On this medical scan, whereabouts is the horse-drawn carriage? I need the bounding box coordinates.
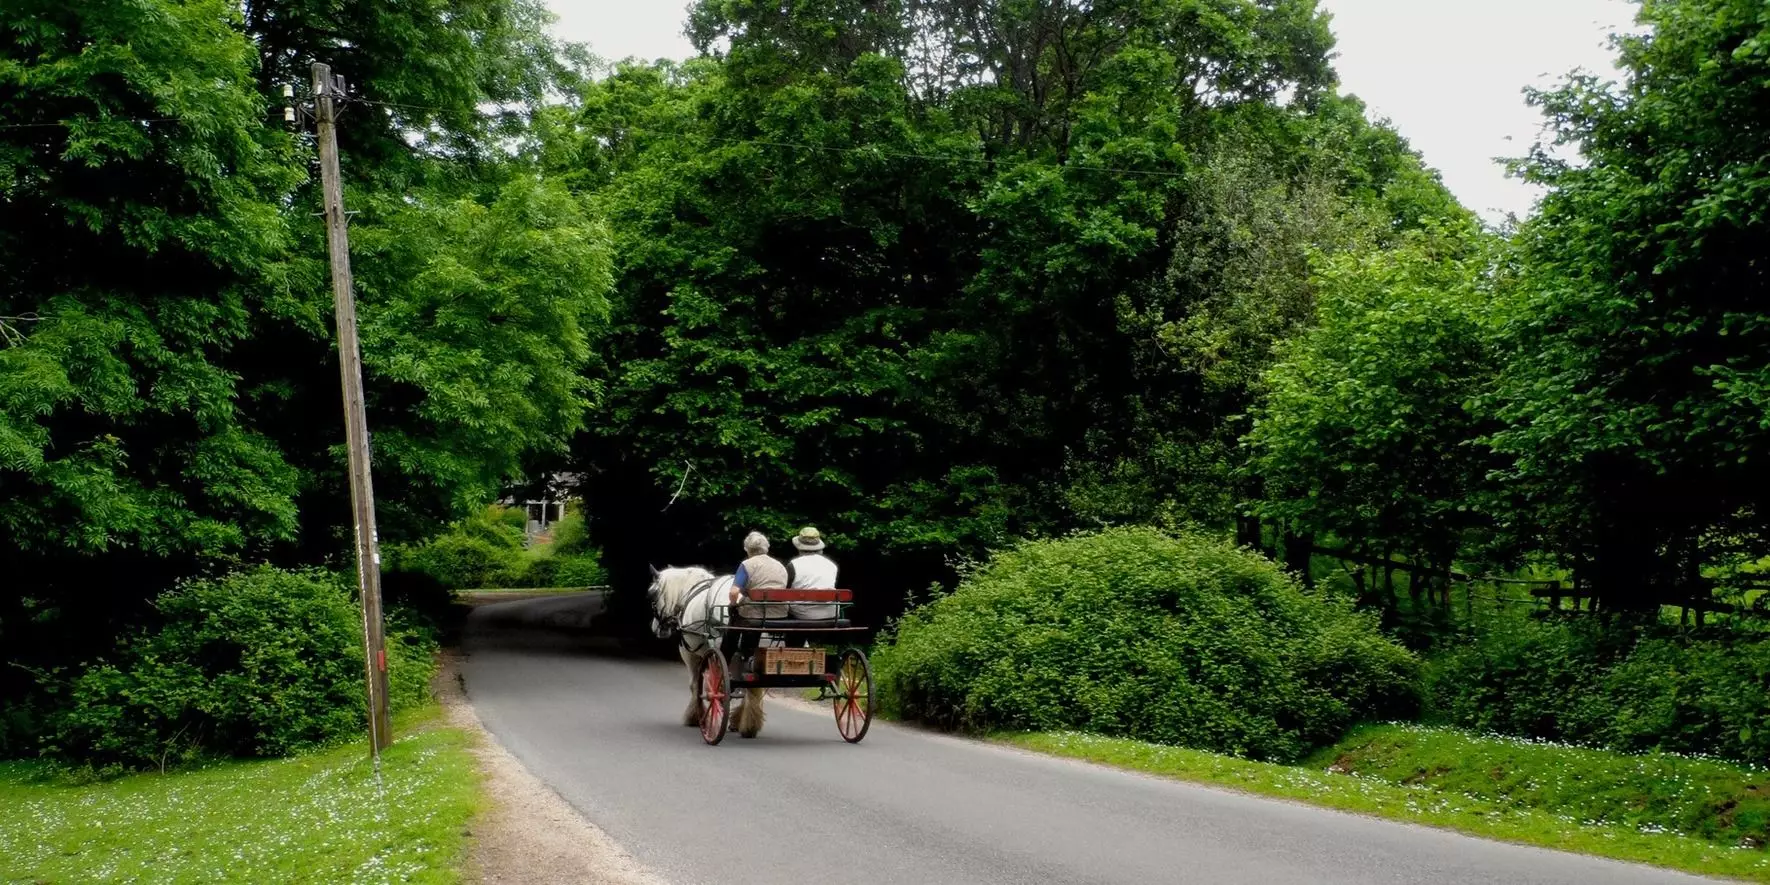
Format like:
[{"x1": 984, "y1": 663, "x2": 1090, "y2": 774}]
[{"x1": 649, "y1": 567, "x2": 875, "y2": 746}]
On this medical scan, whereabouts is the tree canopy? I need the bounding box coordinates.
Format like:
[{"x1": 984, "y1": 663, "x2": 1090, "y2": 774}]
[
  {"x1": 10, "y1": 0, "x2": 1770, "y2": 755},
  {"x1": 0, "y1": 0, "x2": 611, "y2": 738},
  {"x1": 554, "y1": 0, "x2": 1459, "y2": 601}
]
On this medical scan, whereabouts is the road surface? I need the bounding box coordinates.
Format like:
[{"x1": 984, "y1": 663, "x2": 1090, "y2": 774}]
[{"x1": 459, "y1": 593, "x2": 1719, "y2": 885}]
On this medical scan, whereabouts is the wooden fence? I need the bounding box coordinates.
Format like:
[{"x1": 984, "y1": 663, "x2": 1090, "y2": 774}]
[{"x1": 1306, "y1": 544, "x2": 1769, "y2": 624}]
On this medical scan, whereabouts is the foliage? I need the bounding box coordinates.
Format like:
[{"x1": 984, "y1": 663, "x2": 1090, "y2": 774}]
[
  {"x1": 1246, "y1": 223, "x2": 1506, "y2": 569},
  {"x1": 0, "y1": 0, "x2": 303, "y2": 563},
  {"x1": 0, "y1": 720, "x2": 476, "y2": 883},
  {"x1": 1, "y1": 0, "x2": 611, "y2": 753},
  {"x1": 545, "y1": 553, "x2": 608, "y2": 588},
  {"x1": 564, "y1": 1, "x2": 1461, "y2": 602},
  {"x1": 1321, "y1": 723, "x2": 1769, "y2": 851},
  {"x1": 549, "y1": 511, "x2": 591, "y2": 554},
  {"x1": 1007, "y1": 730, "x2": 1770, "y2": 880},
  {"x1": 347, "y1": 179, "x2": 612, "y2": 532},
  {"x1": 1425, "y1": 613, "x2": 1770, "y2": 765},
  {"x1": 46, "y1": 567, "x2": 435, "y2": 771},
  {"x1": 245, "y1": 0, "x2": 570, "y2": 171},
  {"x1": 388, "y1": 507, "x2": 526, "y2": 590},
  {"x1": 872, "y1": 527, "x2": 1420, "y2": 762},
  {"x1": 521, "y1": 510, "x2": 607, "y2": 586},
  {"x1": 387, "y1": 505, "x2": 606, "y2": 589},
  {"x1": 392, "y1": 531, "x2": 525, "y2": 592},
  {"x1": 1477, "y1": 0, "x2": 1770, "y2": 608}
]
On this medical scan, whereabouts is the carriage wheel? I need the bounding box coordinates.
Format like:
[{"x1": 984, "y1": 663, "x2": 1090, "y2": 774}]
[
  {"x1": 699, "y1": 649, "x2": 731, "y2": 746},
  {"x1": 833, "y1": 648, "x2": 874, "y2": 743}
]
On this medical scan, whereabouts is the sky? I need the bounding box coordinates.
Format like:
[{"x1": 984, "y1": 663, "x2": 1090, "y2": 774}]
[{"x1": 543, "y1": 0, "x2": 1639, "y2": 222}]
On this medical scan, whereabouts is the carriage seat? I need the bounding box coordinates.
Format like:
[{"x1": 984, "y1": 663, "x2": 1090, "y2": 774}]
[
  {"x1": 729, "y1": 615, "x2": 853, "y2": 629},
  {"x1": 733, "y1": 588, "x2": 853, "y2": 628}
]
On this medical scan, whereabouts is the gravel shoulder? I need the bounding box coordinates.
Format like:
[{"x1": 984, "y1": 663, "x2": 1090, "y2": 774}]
[{"x1": 437, "y1": 650, "x2": 667, "y2": 885}]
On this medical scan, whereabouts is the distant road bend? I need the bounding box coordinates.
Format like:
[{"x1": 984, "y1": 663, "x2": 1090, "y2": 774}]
[{"x1": 460, "y1": 593, "x2": 1718, "y2": 885}]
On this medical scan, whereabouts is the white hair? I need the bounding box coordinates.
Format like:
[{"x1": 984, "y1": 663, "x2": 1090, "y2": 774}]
[{"x1": 743, "y1": 531, "x2": 769, "y2": 556}]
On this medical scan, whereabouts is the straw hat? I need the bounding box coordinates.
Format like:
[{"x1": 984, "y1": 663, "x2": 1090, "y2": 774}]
[{"x1": 791, "y1": 526, "x2": 825, "y2": 552}]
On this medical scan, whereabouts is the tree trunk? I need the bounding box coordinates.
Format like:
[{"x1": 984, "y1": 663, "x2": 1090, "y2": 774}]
[
  {"x1": 1283, "y1": 531, "x2": 1315, "y2": 588},
  {"x1": 1236, "y1": 515, "x2": 1262, "y2": 551}
]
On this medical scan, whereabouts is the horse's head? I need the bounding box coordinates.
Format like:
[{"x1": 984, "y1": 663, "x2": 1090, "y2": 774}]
[{"x1": 648, "y1": 565, "x2": 712, "y2": 638}]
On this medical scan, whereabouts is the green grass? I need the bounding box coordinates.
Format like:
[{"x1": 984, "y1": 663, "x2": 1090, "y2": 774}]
[
  {"x1": 1000, "y1": 727, "x2": 1770, "y2": 882},
  {"x1": 0, "y1": 709, "x2": 480, "y2": 884},
  {"x1": 1317, "y1": 724, "x2": 1770, "y2": 848}
]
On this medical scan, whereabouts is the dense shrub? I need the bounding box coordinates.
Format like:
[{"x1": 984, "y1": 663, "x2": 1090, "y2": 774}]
[
  {"x1": 48, "y1": 568, "x2": 436, "y2": 771},
  {"x1": 872, "y1": 527, "x2": 1420, "y2": 762},
  {"x1": 547, "y1": 553, "x2": 607, "y2": 587},
  {"x1": 511, "y1": 550, "x2": 605, "y2": 588},
  {"x1": 387, "y1": 506, "x2": 605, "y2": 589},
  {"x1": 1425, "y1": 614, "x2": 1770, "y2": 764},
  {"x1": 549, "y1": 512, "x2": 591, "y2": 554},
  {"x1": 393, "y1": 532, "x2": 525, "y2": 589}
]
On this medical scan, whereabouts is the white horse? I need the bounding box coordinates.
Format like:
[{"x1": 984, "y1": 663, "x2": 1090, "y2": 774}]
[{"x1": 648, "y1": 565, "x2": 768, "y2": 738}]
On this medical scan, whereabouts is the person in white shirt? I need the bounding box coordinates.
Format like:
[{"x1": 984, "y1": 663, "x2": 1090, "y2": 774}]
[{"x1": 785, "y1": 526, "x2": 839, "y2": 620}]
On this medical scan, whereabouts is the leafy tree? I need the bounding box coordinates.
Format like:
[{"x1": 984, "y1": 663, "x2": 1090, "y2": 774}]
[
  {"x1": 1, "y1": 0, "x2": 609, "y2": 746},
  {"x1": 561, "y1": 52, "x2": 992, "y2": 606},
  {"x1": 565, "y1": 1, "x2": 1463, "y2": 612},
  {"x1": 243, "y1": 0, "x2": 569, "y2": 180},
  {"x1": 1245, "y1": 224, "x2": 1505, "y2": 591},
  {"x1": 347, "y1": 178, "x2": 612, "y2": 534},
  {"x1": 229, "y1": 0, "x2": 605, "y2": 555},
  {"x1": 0, "y1": 0, "x2": 305, "y2": 744},
  {"x1": 1483, "y1": 0, "x2": 1770, "y2": 609},
  {"x1": 0, "y1": 1, "x2": 301, "y2": 583}
]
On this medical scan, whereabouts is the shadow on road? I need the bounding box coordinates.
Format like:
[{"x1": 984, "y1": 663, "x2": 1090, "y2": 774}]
[{"x1": 459, "y1": 591, "x2": 680, "y2": 661}]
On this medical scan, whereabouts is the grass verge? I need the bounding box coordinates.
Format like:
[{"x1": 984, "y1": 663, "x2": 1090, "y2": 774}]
[
  {"x1": 0, "y1": 708, "x2": 479, "y2": 884},
  {"x1": 999, "y1": 727, "x2": 1770, "y2": 882}
]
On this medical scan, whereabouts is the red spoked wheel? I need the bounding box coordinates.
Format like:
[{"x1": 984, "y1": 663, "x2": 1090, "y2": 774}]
[
  {"x1": 699, "y1": 649, "x2": 731, "y2": 745},
  {"x1": 832, "y1": 648, "x2": 873, "y2": 744}
]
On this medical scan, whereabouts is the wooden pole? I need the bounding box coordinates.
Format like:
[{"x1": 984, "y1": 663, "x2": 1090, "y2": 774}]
[{"x1": 313, "y1": 62, "x2": 392, "y2": 755}]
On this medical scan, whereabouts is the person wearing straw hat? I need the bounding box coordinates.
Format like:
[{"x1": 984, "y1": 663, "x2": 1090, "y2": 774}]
[{"x1": 785, "y1": 527, "x2": 839, "y2": 620}]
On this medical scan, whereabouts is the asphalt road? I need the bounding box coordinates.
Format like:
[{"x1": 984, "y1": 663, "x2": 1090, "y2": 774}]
[{"x1": 460, "y1": 593, "x2": 1719, "y2": 885}]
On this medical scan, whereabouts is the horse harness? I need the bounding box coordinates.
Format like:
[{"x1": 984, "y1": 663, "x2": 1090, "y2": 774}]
[{"x1": 658, "y1": 577, "x2": 718, "y2": 637}]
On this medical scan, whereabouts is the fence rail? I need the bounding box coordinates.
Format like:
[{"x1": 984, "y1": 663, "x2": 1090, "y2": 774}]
[{"x1": 1307, "y1": 544, "x2": 1769, "y2": 621}]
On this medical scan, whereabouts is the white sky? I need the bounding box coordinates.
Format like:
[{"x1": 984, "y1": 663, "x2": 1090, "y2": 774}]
[{"x1": 544, "y1": 0, "x2": 1638, "y2": 222}]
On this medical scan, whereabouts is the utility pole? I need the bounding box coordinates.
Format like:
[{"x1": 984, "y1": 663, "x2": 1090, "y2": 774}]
[{"x1": 312, "y1": 62, "x2": 392, "y2": 757}]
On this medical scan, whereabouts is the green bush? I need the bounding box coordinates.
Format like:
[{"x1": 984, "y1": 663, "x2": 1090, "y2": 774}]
[
  {"x1": 1426, "y1": 615, "x2": 1770, "y2": 764},
  {"x1": 386, "y1": 505, "x2": 606, "y2": 590},
  {"x1": 394, "y1": 532, "x2": 525, "y2": 589},
  {"x1": 549, "y1": 511, "x2": 590, "y2": 554},
  {"x1": 517, "y1": 554, "x2": 559, "y2": 588},
  {"x1": 872, "y1": 527, "x2": 1421, "y2": 762},
  {"x1": 548, "y1": 553, "x2": 606, "y2": 588},
  {"x1": 508, "y1": 551, "x2": 604, "y2": 589},
  {"x1": 386, "y1": 505, "x2": 529, "y2": 590},
  {"x1": 47, "y1": 567, "x2": 435, "y2": 771}
]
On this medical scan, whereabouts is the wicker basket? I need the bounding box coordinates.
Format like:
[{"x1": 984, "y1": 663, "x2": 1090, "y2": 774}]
[{"x1": 755, "y1": 647, "x2": 825, "y2": 676}]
